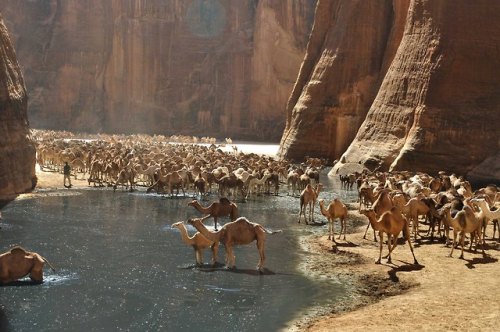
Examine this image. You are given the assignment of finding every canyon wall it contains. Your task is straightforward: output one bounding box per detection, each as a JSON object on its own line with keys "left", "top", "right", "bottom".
{"left": 280, "top": 0, "right": 499, "bottom": 183}
{"left": 0, "top": 15, "right": 36, "bottom": 208}
{"left": 0, "top": 0, "right": 316, "bottom": 141}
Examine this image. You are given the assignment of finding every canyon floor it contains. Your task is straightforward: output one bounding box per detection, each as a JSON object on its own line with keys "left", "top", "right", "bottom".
{"left": 33, "top": 168, "right": 499, "bottom": 331}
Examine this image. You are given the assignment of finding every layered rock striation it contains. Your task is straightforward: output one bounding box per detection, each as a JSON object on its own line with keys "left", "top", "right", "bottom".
{"left": 280, "top": 0, "right": 500, "bottom": 183}
{"left": 0, "top": 15, "right": 36, "bottom": 208}
{"left": 1, "top": 0, "right": 316, "bottom": 141}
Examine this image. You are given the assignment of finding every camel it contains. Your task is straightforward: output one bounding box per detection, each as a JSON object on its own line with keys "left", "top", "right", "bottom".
{"left": 171, "top": 221, "right": 219, "bottom": 266}
{"left": 113, "top": 168, "right": 136, "bottom": 192}
{"left": 187, "top": 198, "right": 239, "bottom": 231}
{"left": 298, "top": 183, "right": 323, "bottom": 225}
{"left": 400, "top": 197, "right": 431, "bottom": 241}
{"left": 363, "top": 189, "right": 393, "bottom": 241}
{"left": 187, "top": 217, "right": 281, "bottom": 271}
{"left": 246, "top": 173, "right": 270, "bottom": 199}
{"left": 0, "top": 246, "right": 56, "bottom": 284}
{"left": 470, "top": 198, "right": 500, "bottom": 242}
{"left": 319, "top": 198, "right": 348, "bottom": 242}
{"left": 360, "top": 207, "right": 419, "bottom": 265}
{"left": 193, "top": 174, "right": 208, "bottom": 198}
{"left": 442, "top": 205, "right": 484, "bottom": 259}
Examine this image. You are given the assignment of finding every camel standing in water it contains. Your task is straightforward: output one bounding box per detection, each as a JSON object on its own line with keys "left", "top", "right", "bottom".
{"left": 360, "top": 207, "right": 418, "bottom": 265}
{"left": 298, "top": 183, "right": 323, "bottom": 224}
{"left": 187, "top": 217, "right": 281, "bottom": 272}
{"left": 319, "top": 198, "right": 348, "bottom": 242}
{"left": 171, "top": 222, "right": 219, "bottom": 266}
{"left": 187, "top": 198, "right": 238, "bottom": 231}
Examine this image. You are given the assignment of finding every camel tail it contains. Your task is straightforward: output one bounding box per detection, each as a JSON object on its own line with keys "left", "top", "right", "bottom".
{"left": 42, "top": 257, "right": 56, "bottom": 272}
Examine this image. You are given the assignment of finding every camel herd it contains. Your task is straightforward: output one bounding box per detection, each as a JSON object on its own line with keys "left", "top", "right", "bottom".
{"left": 32, "top": 130, "right": 499, "bottom": 273}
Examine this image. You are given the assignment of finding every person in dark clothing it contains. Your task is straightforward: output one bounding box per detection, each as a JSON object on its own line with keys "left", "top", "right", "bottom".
{"left": 63, "top": 162, "right": 72, "bottom": 188}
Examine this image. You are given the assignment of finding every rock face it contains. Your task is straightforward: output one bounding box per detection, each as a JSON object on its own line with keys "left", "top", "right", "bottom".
{"left": 0, "top": 15, "right": 36, "bottom": 208}
{"left": 1, "top": 0, "right": 316, "bottom": 141}
{"left": 280, "top": 0, "right": 500, "bottom": 183}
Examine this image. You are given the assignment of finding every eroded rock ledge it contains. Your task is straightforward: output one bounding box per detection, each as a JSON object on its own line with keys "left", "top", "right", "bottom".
{"left": 280, "top": 0, "right": 500, "bottom": 184}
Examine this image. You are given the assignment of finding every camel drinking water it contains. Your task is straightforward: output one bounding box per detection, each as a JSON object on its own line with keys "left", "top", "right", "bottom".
{"left": 187, "top": 217, "right": 281, "bottom": 272}
{"left": 171, "top": 222, "right": 219, "bottom": 266}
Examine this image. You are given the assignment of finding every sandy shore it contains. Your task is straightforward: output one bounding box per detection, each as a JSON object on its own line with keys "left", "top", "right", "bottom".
{"left": 27, "top": 168, "right": 500, "bottom": 331}
{"left": 289, "top": 205, "right": 500, "bottom": 331}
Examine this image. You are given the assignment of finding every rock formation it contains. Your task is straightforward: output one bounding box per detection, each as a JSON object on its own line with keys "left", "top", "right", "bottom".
{"left": 280, "top": 0, "right": 500, "bottom": 184}
{"left": 0, "top": 15, "right": 36, "bottom": 208}
{"left": 1, "top": 0, "right": 316, "bottom": 141}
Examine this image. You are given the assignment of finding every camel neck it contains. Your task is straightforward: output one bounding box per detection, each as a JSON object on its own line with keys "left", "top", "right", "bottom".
{"left": 176, "top": 225, "right": 194, "bottom": 245}
{"left": 192, "top": 221, "right": 220, "bottom": 242}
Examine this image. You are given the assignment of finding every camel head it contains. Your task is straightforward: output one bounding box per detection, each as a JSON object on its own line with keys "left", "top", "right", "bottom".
{"left": 171, "top": 221, "right": 183, "bottom": 229}
{"left": 359, "top": 208, "right": 375, "bottom": 219}
{"left": 187, "top": 200, "right": 198, "bottom": 207}
{"left": 187, "top": 218, "right": 202, "bottom": 226}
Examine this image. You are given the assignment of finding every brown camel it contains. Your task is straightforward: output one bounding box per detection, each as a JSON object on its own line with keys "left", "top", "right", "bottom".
{"left": 319, "top": 198, "right": 348, "bottom": 242}
{"left": 360, "top": 207, "right": 418, "bottom": 265}
{"left": 171, "top": 221, "right": 219, "bottom": 266}
{"left": 0, "top": 246, "right": 56, "bottom": 284}
{"left": 298, "top": 183, "right": 323, "bottom": 224}
{"left": 187, "top": 217, "right": 281, "bottom": 271}
{"left": 363, "top": 189, "right": 393, "bottom": 241}
{"left": 470, "top": 198, "right": 500, "bottom": 242}
{"left": 187, "top": 198, "right": 238, "bottom": 231}
{"left": 443, "top": 205, "right": 484, "bottom": 259}
{"left": 400, "top": 197, "right": 431, "bottom": 241}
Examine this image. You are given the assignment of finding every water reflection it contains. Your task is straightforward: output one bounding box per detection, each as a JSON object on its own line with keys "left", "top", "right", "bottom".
{"left": 0, "top": 170, "right": 357, "bottom": 331}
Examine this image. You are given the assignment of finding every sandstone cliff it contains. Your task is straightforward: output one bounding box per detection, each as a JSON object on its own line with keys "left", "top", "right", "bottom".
{"left": 280, "top": 0, "right": 500, "bottom": 183}
{"left": 0, "top": 0, "right": 316, "bottom": 141}
{"left": 0, "top": 15, "right": 36, "bottom": 208}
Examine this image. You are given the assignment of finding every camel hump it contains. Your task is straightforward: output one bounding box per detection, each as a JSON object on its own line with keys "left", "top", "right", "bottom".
{"left": 219, "top": 197, "right": 231, "bottom": 205}
{"left": 235, "top": 216, "right": 250, "bottom": 224}
{"left": 10, "top": 246, "right": 28, "bottom": 255}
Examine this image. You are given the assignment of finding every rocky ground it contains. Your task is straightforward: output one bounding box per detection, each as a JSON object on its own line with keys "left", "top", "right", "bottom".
{"left": 30, "top": 168, "right": 500, "bottom": 331}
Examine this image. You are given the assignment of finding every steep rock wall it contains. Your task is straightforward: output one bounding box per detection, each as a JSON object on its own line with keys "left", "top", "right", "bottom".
{"left": 330, "top": 0, "right": 500, "bottom": 184}
{"left": 0, "top": 15, "right": 36, "bottom": 208}
{"left": 279, "top": 0, "right": 409, "bottom": 161}
{"left": 279, "top": 0, "right": 499, "bottom": 183}
{"left": 0, "top": 0, "right": 316, "bottom": 140}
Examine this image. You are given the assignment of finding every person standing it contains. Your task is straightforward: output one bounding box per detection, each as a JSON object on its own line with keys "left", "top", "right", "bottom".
{"left": 63, "top": 162, "right": 72, "bottom": 188}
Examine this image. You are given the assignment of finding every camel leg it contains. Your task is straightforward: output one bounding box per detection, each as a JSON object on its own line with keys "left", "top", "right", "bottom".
{"left": 298, "top": 205, "right": 304, "bottom": 224}
{"left": 363, "top": 223, "right": 370, "bottom": 239}
{"left": 226, "top": 245, "right": 235, "bottom": 269}
{"left": 407, "top": 235, "right": 419, "bottom": 265}
{"left": 256, "top": 239, "right": 265, "bottom": 272}
{"left": 211, "top": 242, "right": 219, "bottom": 266}
{"left": 342, "top": 218, "right": 347, "bottom": 240}
{"left": 386, "top": 234, "right": 399, "bottom": 259}
{"left": 459, "top": 232, "right": 466, "bottom": 260}
{"left": 385, "top": 234, "right": 393, "bottom": 263}
{"left": 195, "top": 249, "right": 203, "bottom": 266}
{"left": 214, "top": 217, "right": 218, "bottom": 231}
{"left": 449, "top": 230, "right": 458, "bottom": 257}
{"left": 376, "top": 232, "right": 383, "bottom": 264}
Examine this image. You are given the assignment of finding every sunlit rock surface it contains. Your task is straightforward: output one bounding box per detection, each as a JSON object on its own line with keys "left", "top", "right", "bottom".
{"left": 0, "top": 15, "right": 36, "bottom": 208}
{"left": 1, "top": 0, "right": 316, "bottom": 141}
{"left": 279, "top": 0, "right": 500, "bottom": 183}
